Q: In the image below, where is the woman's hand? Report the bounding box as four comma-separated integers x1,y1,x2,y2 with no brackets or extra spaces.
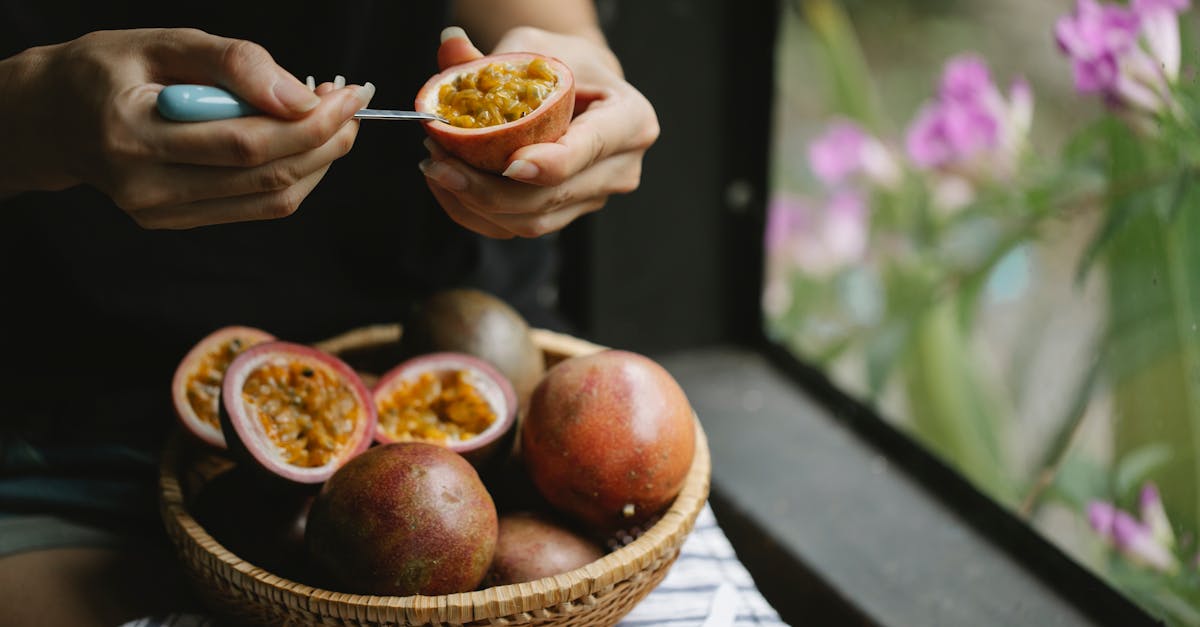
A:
419,27,659,239
0,28,373,228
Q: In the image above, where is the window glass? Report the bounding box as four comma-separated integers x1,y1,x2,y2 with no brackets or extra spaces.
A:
766,0,1200,621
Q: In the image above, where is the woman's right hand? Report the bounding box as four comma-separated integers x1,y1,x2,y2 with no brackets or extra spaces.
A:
0,28,373,229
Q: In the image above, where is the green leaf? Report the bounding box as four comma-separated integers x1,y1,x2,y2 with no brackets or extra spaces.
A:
1114,444,1174,501
1048,454,1110,511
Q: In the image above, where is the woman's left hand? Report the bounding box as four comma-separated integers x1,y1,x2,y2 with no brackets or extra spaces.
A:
419,27,659,239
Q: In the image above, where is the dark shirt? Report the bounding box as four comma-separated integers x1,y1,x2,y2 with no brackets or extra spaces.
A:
0,2,558,518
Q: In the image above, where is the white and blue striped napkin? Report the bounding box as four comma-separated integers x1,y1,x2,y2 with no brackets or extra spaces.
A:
120,503,787,627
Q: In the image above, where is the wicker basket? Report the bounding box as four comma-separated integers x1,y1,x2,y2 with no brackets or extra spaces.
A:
159,326,712,627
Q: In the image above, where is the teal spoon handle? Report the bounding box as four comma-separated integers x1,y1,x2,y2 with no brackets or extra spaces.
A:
156,84,447,123
157,85,258,121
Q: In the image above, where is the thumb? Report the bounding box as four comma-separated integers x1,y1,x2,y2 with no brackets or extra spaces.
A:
150,28,320,119
437,26,485,70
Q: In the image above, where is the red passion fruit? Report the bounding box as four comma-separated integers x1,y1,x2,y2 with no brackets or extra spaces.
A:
305,442,499,596
522,350,696,531
373,352,517,469
415,53,575,173
487,511,605,586
172,326,274,448
220,341,376,484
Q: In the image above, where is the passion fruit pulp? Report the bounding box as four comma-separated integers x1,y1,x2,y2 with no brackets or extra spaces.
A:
522,350,697,531
373,352,517,469
416,53,575,173
305,442,498,596
172,326,274,448
399,288,545,411
220,341,376,484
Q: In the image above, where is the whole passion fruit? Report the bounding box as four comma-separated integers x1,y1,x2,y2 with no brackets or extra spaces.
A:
373,352,517,469
522,350,696,531
172,326,274,448
487,512,605,586
305,442,498,596
192,466,315,581
220,341,376,484
400,288,545,410
415,53,575,173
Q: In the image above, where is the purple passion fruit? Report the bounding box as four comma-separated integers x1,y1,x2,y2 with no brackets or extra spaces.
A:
192,466,314,581
487,512,605,586
416,53,575,173
305,442,498,596
220,341,375,484
522,350,696,531
172,326,274,448
373,352,517,469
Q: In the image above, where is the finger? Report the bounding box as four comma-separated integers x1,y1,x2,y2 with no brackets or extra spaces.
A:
129,164,331,229
437,27,485,70
421,147,641,215
462,197,606,238
146,84,373,167
424,177,514,239
144,28,320,118
124,118,359,210
501,86,658,186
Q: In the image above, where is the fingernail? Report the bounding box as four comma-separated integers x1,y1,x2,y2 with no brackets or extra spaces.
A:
358,82,376,106
419,159,468,191
502,159,540,181
274,76,321,113
305,76,316,91
441,26,468,43
422,137,446,156
334,75,346,89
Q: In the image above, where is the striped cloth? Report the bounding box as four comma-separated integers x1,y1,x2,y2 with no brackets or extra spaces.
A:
120,503,787,627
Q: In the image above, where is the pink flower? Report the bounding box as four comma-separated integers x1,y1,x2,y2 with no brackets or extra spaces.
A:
904,54,1032,193
1055,0,1190,114
1087,482,1179,574
764,191,869,279
808,120,899,188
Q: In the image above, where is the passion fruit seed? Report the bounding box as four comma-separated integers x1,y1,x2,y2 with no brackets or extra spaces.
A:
377,370,497,443
241,360,361,468
436,58,557,128
184,335,264,431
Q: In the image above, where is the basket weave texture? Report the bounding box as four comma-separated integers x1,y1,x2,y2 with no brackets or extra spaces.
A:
159,327,712,627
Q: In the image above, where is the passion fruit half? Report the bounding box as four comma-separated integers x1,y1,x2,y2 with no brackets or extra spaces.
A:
220,341,376,484
373,352,517,469
415,53,575,173
172,326,274,448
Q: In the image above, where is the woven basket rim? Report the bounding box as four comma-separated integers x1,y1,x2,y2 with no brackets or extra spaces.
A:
158,327,712,622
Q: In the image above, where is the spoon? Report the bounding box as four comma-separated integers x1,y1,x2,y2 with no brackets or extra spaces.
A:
156,84,447,123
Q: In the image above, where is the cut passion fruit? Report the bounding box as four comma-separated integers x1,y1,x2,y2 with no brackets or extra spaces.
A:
373,352,517,469
220,341,376,484
172,326,274,448
416,53,575,173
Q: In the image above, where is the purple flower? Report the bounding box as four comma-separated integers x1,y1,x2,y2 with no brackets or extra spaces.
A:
1055,0,1189,114
904,54,1031,189
808,120,900,188
1086,483,1179,574
1139,483,1177,547
765,191,869,279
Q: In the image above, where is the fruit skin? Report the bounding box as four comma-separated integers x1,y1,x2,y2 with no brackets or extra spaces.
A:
399,288,545,411
220,341,376,485
372,351,518,470
192,466,315,582
172,326,274,449
522,350,696,532
305,442,498,596
487,512,605,586
415,53,575,173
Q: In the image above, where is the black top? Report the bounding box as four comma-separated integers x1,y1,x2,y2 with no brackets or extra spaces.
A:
0,2,559,455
